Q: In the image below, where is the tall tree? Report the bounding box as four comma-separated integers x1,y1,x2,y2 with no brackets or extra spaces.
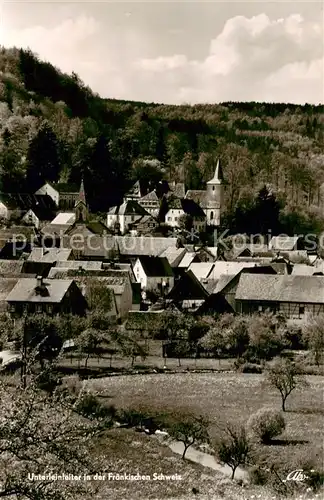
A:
26,122,61,190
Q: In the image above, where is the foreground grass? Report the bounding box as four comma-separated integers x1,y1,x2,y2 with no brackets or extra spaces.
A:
90,427,284,500
88,373,324,474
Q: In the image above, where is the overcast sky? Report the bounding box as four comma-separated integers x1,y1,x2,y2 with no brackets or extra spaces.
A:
0,1,323,104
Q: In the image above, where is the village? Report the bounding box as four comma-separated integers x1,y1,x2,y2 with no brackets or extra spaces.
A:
0,159,323,500
0,159,323,325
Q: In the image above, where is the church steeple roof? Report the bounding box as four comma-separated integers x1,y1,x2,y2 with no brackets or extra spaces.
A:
207,159,223,185
76,177,86,206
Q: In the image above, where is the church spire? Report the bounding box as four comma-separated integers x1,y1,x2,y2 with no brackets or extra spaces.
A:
78,177,86,205
207,159,223,185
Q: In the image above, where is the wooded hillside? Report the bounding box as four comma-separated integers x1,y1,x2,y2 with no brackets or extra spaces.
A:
0,47,324,233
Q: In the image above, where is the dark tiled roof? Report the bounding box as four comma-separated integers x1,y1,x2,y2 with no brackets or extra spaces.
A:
167,198,206,218
0,193,56,213
108,200,149,216
167,270,209,301
236,274,324,304
138,256,174,277
185,190,207,207
0,260,24,276
6,278,74,303
51,183,79,193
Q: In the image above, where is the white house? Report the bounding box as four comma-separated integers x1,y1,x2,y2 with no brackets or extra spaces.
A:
133,256,174,293
107,200,150,234
35,183,79,209
165,198,206,232
137,190,160,217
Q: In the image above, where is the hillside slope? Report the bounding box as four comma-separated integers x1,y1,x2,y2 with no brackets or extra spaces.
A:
0,46,323,232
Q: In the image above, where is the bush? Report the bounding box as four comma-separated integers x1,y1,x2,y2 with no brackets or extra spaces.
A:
249,465,268,485
237,362,263,373
247,408,285,444
75,393,116,422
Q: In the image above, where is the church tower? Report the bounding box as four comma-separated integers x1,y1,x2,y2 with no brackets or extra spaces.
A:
205,159,224,226
74,177,88,223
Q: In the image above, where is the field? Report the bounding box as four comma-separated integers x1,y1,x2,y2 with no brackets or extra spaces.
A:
88,373,324,475
90,427,290,500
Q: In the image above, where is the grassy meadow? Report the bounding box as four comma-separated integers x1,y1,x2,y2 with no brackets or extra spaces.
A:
88,373,324,475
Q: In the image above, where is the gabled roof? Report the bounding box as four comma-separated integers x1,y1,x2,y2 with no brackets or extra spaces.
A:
108,200,149,216
167,198,206,218
0,260,24,277
140,190,159,202
49,183,79,193
158,247,187,267
207,261,257,280
6,278,74,303
115,236,178,257
292,264,316,276
0,278,20,304
40,224,72,236
27,248,72,263
124,180,144,199
50,212,75,225
188,262,214,280
55,260,103,270
0,193,56,212
178,252,196,268
269,236,302,251
137,256,174,277
236,274,324,304
184,190,207,207
168,182,186,199
167,270,209,301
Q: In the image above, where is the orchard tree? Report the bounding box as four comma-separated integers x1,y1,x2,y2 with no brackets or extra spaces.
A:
266,358,308,411
215,423,250,480
168,414,209,460
0,376,111,499
303,315,324,366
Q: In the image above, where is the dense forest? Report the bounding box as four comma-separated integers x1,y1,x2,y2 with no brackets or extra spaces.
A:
0,46,324,234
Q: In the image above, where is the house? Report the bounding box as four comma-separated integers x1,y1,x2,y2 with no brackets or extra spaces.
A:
137,190,160,217
6,276,87,316
27,247,73,263
198,266,277,315
133,256,174,293
166,270,209,311
235,274,324,319
115,236,178,260
185,159,224,226
165,198,206,232
35,182,80,209
123,180,145,202
107,200,150,234
0,193,56,223
269,236,305,252
128,215,158,236
158,247,187,268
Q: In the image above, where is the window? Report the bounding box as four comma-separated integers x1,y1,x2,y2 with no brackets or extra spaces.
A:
299,306,305,317
210,211,214,220
131,215,135,221
212,186,215,191
47,304,53,314
167,217,172,221
36,304,42,314
175,217,178,221
258,305,263,312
